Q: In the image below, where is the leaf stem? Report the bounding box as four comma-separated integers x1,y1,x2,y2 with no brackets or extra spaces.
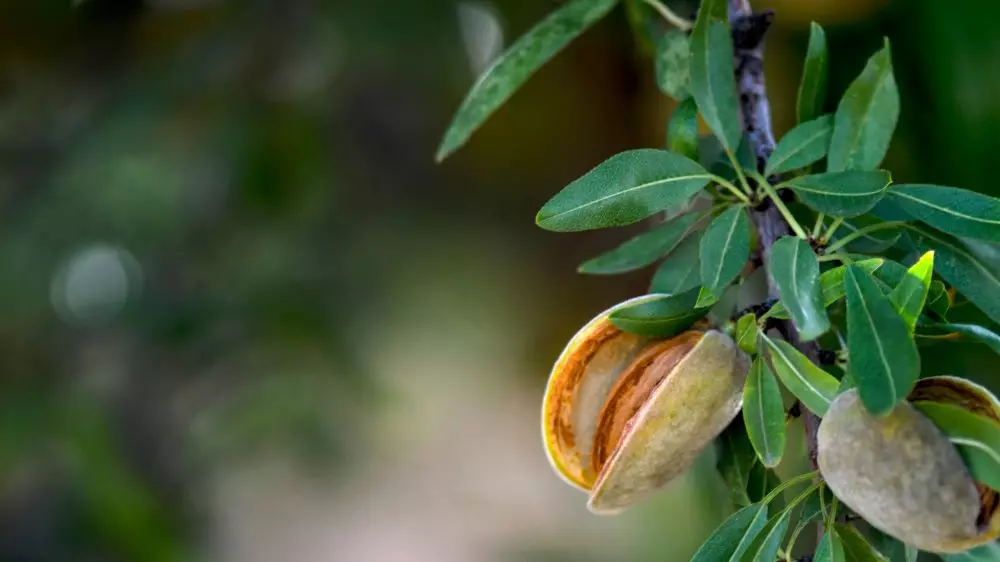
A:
725,150,755,196
758,179,809,239
823,221,908,255
761,470,820,507
640,0,693,30
822,217,844,242
811,213,826,239
709,174,753,205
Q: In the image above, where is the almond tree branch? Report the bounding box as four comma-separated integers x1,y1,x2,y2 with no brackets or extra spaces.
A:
727,0,823,473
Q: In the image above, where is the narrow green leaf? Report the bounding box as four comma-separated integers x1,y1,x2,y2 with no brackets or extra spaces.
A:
908,228,1000,325
688,0,741,151
912,401,1000,492
578,213,697,274
656,29,691,100
437,0,619,161
689,504,769,562
716,420,756,507
835,524,890,562
942,541,1000,561
700,205,751,293
920,323,1000,355
536,149,712,231
650,232,702,293
786,171,891,217
827,41,899,172
797,22,829,124
762,335,840,417
609,288,708,337
890,184,1000,242
667,98,700,161
766,115,833,176
736,313,759,354
770,236,829,341
844,265,920,416
770,258,883,320
743,358,786,468
741,509,791,562
815,529,846,562
888,251,934,333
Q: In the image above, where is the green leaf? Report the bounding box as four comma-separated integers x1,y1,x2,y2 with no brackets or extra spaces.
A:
741,509,791,562
578,213,697,274
667,98,700,161
700,205,751,293
786,171,891,217
742,358,786,468
769,258,883,320
655,29,690,100
919,323,1000,355
716,420,757,507
536,149,712,231
827,41,899,172
762,335,840,416
926,280,950,318
769,236,829,341
888,251,934,333
889,184,1000,242
942,542,1000,562
609,288,708,337
650,232,702,293
835,524,890,562
797,22,829,124
815,529,846,562
688,0,741,151
907,228,1000,325
912,401,1000,492
689,504,769,562
765,115,833,176
736,313,759,354
436,0,619,161
844,265,920,416
833,216,903,254
800,486,843,524
870,529,917,562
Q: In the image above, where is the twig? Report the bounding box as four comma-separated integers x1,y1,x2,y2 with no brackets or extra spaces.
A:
727,0,825,548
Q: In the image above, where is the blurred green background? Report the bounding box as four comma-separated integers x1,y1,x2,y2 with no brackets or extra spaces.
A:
1,0,999,560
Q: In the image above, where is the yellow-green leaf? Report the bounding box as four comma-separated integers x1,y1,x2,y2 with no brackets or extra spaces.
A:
667,98,700,161
888,251,934,333
736,313,759,354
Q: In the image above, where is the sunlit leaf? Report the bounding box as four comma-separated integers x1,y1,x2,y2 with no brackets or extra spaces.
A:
650,232,702,294
912,401,1000,492
700,205,751,293
668,97,700,161
890,184,1000,242
765,115,833,176
609,288,708,337
786,171,891,217
689,504,769,562
688,0,741,151
536,149,712,231
797,22,829,125
736,313,759,355
437,0,620,161
743,358,786,468
656,29,691,100
907,227,1000,325
827,41,899,172
578,213,697,274
844,265,920,416
762,335,840,417
769,236,829,341
888,251,934,333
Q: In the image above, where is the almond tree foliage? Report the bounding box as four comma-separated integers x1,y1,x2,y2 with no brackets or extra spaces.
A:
440,0,1000,560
